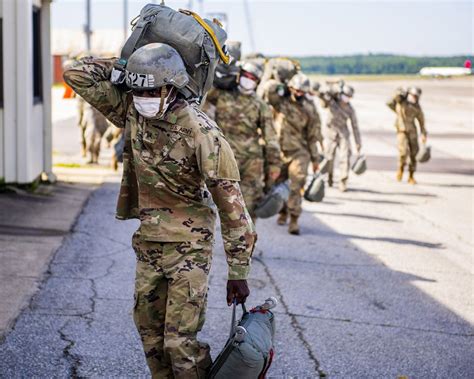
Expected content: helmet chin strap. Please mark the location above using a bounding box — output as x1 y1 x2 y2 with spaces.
159 86 167 113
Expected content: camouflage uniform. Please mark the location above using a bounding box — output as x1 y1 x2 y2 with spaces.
205 87 281 219
320 96 361 183
83 103 110 163
77 96 87 157
64 58 256 379
263 80 322 218
387 96 426 174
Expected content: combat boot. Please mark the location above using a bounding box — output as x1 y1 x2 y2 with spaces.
339 179 347 192
288 215 300 235
277 211 287 226
396 165 404 182
328 173 333 187
408 170 417 185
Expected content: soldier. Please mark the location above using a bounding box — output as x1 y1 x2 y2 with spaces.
83 103 110 164
77 96 87 157
263 73 322 235
320 85 362 192
64 43 256 378
387 87 427 184
205 61 282 221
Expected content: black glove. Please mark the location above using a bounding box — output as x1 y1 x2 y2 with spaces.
226 280 250 305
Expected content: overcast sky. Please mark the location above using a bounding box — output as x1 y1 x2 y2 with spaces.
52 0 473 56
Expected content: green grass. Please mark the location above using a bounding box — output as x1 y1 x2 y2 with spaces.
54 163 83 168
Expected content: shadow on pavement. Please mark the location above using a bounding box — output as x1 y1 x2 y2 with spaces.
347 188 438 198
254 208 473 378
308 210 401 223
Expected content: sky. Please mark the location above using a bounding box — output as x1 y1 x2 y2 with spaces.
52 0 473 57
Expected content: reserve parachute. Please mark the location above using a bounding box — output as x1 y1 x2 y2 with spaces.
111 3 229 101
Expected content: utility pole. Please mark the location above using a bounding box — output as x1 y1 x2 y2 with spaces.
243 0 256 52
84 0 92 52
123 0 128 41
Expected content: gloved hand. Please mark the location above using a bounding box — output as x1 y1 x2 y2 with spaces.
227 280 250 305
421 135 427 144
356 143 362 154
312 161 319 173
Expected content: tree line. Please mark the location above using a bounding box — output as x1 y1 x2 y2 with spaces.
294 54 471 75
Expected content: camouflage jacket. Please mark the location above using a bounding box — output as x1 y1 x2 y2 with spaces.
263 80 322 163
64 58 256 280
204 87 281 169
320 96 362 145
387 97 426 136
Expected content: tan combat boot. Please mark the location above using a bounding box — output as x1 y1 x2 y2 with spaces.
408 170 417 185
288 215 300 235
277 211 287 226
339 179 347 193
396 165 404 182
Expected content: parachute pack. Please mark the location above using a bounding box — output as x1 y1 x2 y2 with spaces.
208 298 277 379
111 3 229 101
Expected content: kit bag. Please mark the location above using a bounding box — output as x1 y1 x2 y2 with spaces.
208 298 277 379
111 3 229 101
304 173 325 202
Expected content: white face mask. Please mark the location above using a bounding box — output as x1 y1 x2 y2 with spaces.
407 94 417 104
341 94 351 103
238 76 257 95
133 93 173 119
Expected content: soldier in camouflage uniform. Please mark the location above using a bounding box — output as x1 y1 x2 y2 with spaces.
64 43 256 379
387 87 427 184
320 85 362 192
205 61 282 221
83 103 110 164
262 73 322 235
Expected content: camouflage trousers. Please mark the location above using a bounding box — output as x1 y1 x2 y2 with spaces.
132 231 212 379
85 123 104 163
324 127 351 181
280 152 311 217
397 131 419 172
237 157 265 220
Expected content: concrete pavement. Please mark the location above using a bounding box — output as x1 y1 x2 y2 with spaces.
0 182 95 339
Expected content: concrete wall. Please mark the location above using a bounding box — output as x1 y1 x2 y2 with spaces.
0 0 52 184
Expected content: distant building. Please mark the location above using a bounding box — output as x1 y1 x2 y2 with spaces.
0 0 54 184
52 29 124 84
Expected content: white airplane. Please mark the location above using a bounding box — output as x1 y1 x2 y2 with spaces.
419 66 472 77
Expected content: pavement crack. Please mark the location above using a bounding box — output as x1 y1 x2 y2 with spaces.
74 230 130 248
58 320 81 378
253 256 327 378
288 312 474 337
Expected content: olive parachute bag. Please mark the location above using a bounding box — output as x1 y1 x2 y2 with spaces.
304 173 325 202
111 3 230 101
208 298 277 379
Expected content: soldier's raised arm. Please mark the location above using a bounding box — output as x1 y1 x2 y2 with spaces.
386 96 397 112
195 130 256 282
63 58 130 128
262 79 284 110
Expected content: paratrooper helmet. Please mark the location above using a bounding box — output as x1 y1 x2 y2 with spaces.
408 87 422 97
342 85 355 97
240 60 264 81
288 73 312 93
125 43 189 90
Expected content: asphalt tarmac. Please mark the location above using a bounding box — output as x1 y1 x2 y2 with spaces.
0 78 472 378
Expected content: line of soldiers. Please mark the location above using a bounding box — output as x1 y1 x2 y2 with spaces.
63 36 428 378
203 47 365 235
